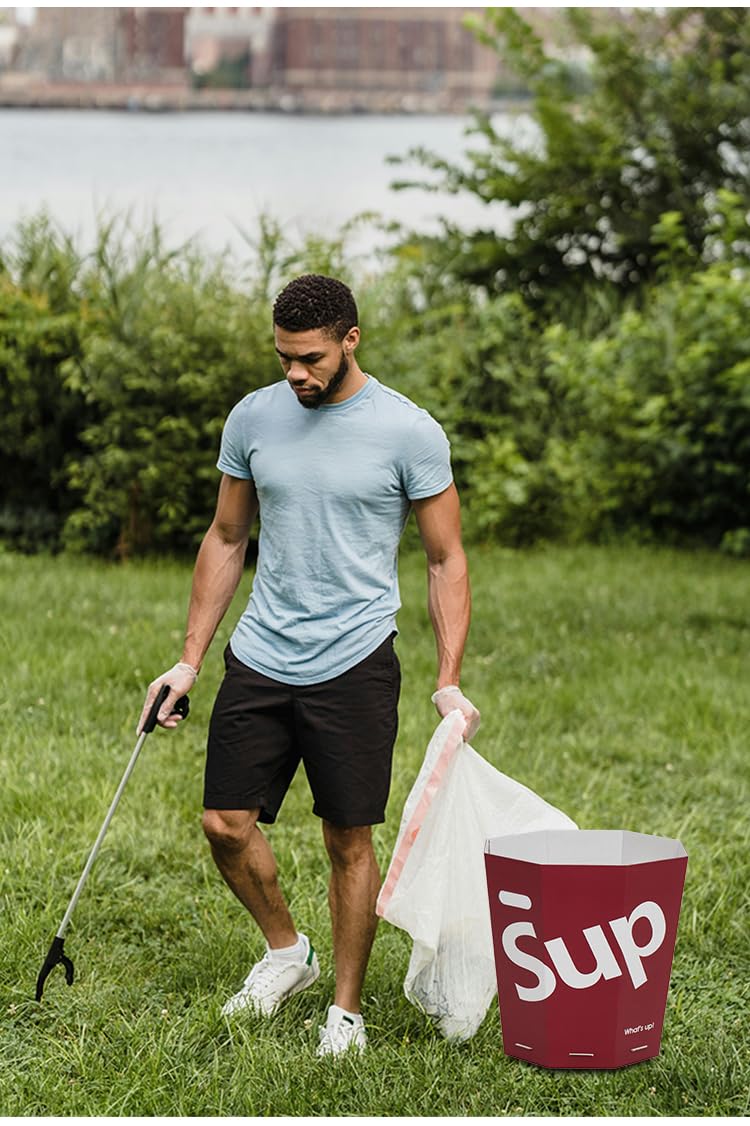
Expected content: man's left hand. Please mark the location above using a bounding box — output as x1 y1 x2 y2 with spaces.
431 685 481 741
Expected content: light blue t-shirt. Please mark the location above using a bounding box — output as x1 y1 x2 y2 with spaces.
216 374 453 684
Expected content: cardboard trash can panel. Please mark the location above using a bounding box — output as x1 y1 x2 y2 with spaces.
484 829 688 1069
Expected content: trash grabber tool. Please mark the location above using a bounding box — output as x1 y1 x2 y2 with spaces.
35 683 189 1002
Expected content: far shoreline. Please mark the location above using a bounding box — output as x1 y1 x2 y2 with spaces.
0 79 531 117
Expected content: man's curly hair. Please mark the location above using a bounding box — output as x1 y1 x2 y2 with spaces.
272 274 358 342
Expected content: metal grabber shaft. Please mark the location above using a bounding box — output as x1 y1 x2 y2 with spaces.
35 684 189 1001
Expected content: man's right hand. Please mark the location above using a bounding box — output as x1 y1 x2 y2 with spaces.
137 662 198 734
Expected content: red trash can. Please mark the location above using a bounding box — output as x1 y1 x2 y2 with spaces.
484 829 688 1069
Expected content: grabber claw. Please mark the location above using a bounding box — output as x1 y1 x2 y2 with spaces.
36 935 74 1002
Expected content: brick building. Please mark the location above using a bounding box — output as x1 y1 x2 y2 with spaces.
119 8 187 82
0 10 20 72
5 5 515 111
12 7 187 85
270 8 504 106
12 8 123 82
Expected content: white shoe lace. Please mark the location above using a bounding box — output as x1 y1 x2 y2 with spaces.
318 1015 365 1055
243 952 287 997
221 953 288 1015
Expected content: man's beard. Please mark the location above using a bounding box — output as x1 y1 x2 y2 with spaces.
297 349 349 410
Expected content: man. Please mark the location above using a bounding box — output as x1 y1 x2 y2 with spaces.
139 274 479 1056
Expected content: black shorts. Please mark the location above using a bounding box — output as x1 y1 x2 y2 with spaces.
204 633 401 827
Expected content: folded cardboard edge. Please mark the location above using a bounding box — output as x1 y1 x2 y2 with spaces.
484 829 687 865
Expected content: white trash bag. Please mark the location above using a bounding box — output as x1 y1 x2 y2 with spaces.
377 710 577 1041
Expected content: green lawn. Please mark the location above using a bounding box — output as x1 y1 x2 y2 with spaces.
1 544 748 1116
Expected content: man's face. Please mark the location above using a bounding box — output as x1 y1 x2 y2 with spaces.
274 326 356 410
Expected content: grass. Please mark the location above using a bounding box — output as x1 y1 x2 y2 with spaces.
1 542 748 1116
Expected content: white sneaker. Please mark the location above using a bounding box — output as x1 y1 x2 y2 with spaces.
316 1004 367 1057
221 936 320 1017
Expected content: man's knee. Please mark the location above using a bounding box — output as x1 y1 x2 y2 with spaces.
322 822 375 869
202 808 260 852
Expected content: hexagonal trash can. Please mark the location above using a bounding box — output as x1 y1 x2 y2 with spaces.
484 829 688 1069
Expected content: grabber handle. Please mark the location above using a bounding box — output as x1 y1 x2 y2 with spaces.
142 684 190 734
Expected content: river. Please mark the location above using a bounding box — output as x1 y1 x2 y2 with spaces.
0 108 529 264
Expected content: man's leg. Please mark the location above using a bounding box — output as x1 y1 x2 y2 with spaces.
321 821 381 1013
202 807 297 948
297 635 400 1050
206 807 319 1018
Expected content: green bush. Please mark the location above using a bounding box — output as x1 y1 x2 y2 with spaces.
358 258 555 543
0 211 367 558
2 207 750 556
543 263 750 546
59 227 275 557
0 274 84 551
364 231 750 549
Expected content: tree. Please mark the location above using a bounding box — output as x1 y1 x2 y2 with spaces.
391 8 750 309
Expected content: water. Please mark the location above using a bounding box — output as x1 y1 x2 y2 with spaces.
0 108 526 263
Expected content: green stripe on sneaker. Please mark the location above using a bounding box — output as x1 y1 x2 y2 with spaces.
306 943 314 966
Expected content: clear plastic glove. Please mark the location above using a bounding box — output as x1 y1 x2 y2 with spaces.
137 662 198 734
431 685 481 742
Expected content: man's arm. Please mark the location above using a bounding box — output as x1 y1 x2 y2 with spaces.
182 473 259 672
137 474 258 731
412 483 480 737
412 483 470 688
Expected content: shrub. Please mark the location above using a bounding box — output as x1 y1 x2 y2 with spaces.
0 275 84 551
2 207 749 556
364 233 750 549
543 263 750 546
60 227 275 557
